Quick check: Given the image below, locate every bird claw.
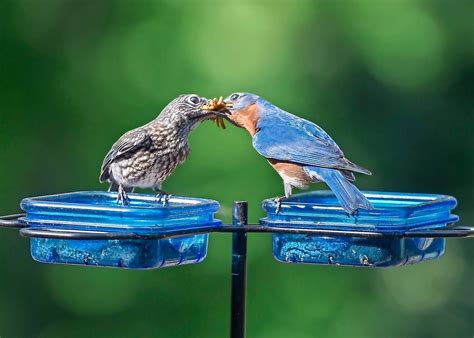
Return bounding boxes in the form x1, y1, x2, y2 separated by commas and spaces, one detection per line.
164, 194, 172, 206
156, 192, 172, 207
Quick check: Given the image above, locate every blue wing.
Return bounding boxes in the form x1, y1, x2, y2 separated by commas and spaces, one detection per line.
252, 104, 371, 175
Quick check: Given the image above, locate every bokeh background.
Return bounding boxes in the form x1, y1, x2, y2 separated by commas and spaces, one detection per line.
1, 1, 473, 337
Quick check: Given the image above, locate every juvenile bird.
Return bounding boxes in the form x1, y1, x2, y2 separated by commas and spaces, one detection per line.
218, 92, 373, 214
99, 94, 226, 204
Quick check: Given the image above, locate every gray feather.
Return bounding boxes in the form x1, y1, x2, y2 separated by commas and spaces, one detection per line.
99, 127, 152, 182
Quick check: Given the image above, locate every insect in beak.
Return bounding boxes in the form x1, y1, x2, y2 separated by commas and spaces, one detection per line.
211, 116, 227, 129
202, 96, 233, 111
202, 96, 233, 129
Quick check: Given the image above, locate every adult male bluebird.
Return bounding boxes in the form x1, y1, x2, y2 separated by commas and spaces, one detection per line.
100, 94, 226, 205
218, 92, 373, 214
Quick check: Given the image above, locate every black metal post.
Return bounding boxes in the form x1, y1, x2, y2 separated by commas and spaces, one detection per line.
230, 201, 248, 338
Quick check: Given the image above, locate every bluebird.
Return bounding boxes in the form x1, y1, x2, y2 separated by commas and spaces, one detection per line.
220, 92, 373, 214
99, 94, 226, 205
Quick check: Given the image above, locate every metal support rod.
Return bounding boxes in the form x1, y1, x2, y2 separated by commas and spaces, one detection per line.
17, 223, 474, 240
0, 214, 26, 228
230, 201, 248, 338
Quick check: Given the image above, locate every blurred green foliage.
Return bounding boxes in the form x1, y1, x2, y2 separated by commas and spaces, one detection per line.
1, 0, 473, 337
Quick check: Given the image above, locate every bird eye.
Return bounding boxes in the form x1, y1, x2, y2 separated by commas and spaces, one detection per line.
188, 95, 200, 105
230, 93, 240, 101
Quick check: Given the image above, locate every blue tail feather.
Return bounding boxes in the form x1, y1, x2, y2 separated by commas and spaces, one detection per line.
304, 166, 373, 214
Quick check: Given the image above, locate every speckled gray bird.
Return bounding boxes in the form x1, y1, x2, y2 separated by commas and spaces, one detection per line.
99, 94, 225, 204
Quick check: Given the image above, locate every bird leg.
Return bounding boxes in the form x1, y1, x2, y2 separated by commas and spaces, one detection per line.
117, 184, 130, 206
275, 182, 293, 214
274, 196, 286, 214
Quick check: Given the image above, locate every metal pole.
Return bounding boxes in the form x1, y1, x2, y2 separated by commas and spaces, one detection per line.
230, 201, 248, 338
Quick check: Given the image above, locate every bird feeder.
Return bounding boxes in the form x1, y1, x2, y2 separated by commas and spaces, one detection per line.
261, 191, 458, 267
19, 191, 221, 269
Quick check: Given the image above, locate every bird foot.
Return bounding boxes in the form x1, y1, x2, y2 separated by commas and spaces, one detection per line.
274, 196, 286, 214
348, 208, 360, 218
156, 192, 172, 207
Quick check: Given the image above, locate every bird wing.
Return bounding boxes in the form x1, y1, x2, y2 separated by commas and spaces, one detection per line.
252, 111, 371, 175
99, 126, 153, 182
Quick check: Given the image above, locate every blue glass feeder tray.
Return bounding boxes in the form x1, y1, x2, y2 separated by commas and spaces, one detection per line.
20, 191, 222, 269
261, 191, 458, 267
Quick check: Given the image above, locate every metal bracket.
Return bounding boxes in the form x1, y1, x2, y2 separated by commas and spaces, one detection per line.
12, 223, 474, 240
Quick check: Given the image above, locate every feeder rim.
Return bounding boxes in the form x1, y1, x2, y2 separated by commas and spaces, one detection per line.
262, 190, 457, 215
20, 191, 221, 216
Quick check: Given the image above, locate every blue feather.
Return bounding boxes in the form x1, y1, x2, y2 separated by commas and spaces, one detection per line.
253, 99, 371, 175
304, 166, 373, 214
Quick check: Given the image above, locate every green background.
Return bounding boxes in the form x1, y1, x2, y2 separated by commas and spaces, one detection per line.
1, 1, 473, 337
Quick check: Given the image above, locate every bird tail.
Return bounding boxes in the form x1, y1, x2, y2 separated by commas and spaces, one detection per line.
304, 166, 373, 214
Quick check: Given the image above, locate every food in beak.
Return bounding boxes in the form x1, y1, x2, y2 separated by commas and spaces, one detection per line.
202, 96, 233, 129
212, 116, 226, 129
202, 96, 233, 111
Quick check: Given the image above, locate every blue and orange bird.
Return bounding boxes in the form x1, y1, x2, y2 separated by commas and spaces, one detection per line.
217, 92, 373, 214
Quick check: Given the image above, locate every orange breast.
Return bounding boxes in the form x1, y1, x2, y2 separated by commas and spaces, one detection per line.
267, 159, 312, 188
228, 103, 261, 136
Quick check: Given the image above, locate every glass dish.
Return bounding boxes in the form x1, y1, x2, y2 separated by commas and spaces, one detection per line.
20, 191, 221, 269
261, 191, 458, 267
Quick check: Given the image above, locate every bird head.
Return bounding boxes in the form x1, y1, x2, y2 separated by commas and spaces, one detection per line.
224, 92, 260, 112
206, 92, 262, 135
159, 94, 228, 130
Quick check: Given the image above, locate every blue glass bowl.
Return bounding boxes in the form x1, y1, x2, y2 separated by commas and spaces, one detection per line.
20, 191, 222, 269
261, 191, 458, 267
